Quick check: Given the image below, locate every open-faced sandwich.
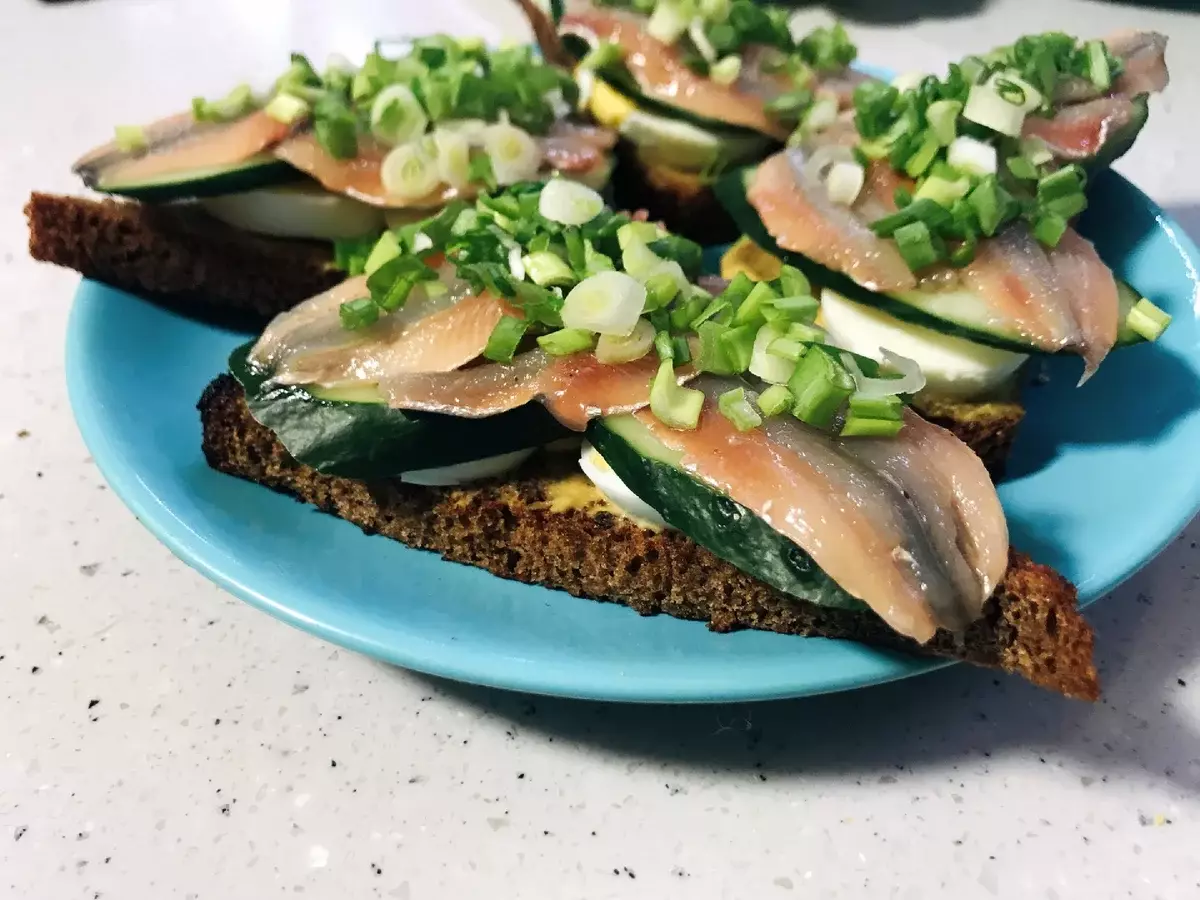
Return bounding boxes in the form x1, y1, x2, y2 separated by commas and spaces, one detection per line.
712, 29, 1172, 475
27, 31, 614, 321
519, 0, 862, 242
199, 178, 1099, 699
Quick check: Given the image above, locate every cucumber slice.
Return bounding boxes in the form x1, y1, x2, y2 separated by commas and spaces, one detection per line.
229, 343, 570, 479
84, 152, 298, 203
587, 414, 865, 611
714, 166, 1153, 353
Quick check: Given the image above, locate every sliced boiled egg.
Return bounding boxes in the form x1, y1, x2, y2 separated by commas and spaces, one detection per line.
400, 448, 535, 487
819, 289, 1027, 399
578, 442, 671, 529
201, 181, 386, 240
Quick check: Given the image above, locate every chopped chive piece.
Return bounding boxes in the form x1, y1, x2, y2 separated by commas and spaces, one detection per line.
523, 251, 576, 287
339, 297, 380, 330
967, 176, 1008, 237
718, 388, 763, 432
1005, 155, 1039, 180
767, 337, 806, 362
114, 125, 148, 153
1085, 40, 1112, 91
1043, 193, 1087, 219
363, 231, 401, 277
788, 348, 855, 430
948, 240, 977, 267
848, 394, 904, 420
643, 271, 681, 311
468, 154, 497, 191
903, 132, 940, 178
893, 220, 942, 271
690, 298, 732, 330
925, 99, 961, 146
578, 40, 624, 72
914, 174, 970, 208
775, 265, 811, 298
366, 255, 438, 313
733, 281, 779, 327
1037, 165, 1086, 202
869, 199, 950, 238
670, 293, 708, 332
769, 294, 820, 322
483, 315, 529, 363
695, 321, 735, 374
654, 329, 674, 362
756, 384, 794, 417
617, 221, 661, 251
537, 327, 595, 356
649, 360, 704, 430
786, 321, 826, 343
717, 324, 757, 374
671, 334, 692, 364
264, 93, 310, 125
840, 415, 904, 438
893, 186, 913, 209
1125, 297, 1172, 342
1032, 211, 1068, 248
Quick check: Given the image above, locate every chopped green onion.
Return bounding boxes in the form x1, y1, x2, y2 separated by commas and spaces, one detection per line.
537, 327, 596, 356
483, 121, 541, 185
893, 220, 942, 271
788, 348, 855, 430
786, 321, 826, 343
1124, 297, 1172, 342
380, 142, 440, 201
947, 135, 998, 176
339, 296, 379, 330
949, 240, 977, 267
767, 337, 805, 362
765, 90, 814, 124
798, 96, 839, 137
113, 125, 147, 153
756, 384, 793, 418
710, 55, 742, 86
869, 199, 951, 238
654, 329, 675, 362
690, 298, 732, 330
893, 186, 914, 209
671, 335, 692, 364
1021, 136, 1054, 167
561, 271, 646, 335
646, 0, 691, 44
192, 84, 255, 123
670, 293, 708, 332
839, 415, 904, 438
363, 231, 402, 277
617, 221, 662, 251
962, 82, 1027, 137
847, 394, 904, 420
522, 251, 576, 287
925, 99, 961, 146
733, 281, 779, 327
367, 255, 437, 312
903, 133, 940, 178
967, 176, 1010, 237
1043, 193, 1087, 219
749, 323, 794, 384
577, 41, 624, 72
643, 271, 680, 311
770, 294, 820, 322
649, 360, 704, 431
694, 321, 735, 374
1037, 165, 1086, 201
718, 387, 763, 432
914, 173, 970, 208
538, 179, 605, 226
1084, 40, 1112, 91
826, 160, 866, 205
775, 265, 810, 298
483, 315, 529, 363
1005, 155, 1040, 181
1032, 211, 1068, 248
312, 97, 358, 159
718, 324, 758, 374
583, 240, 615, 276
596, 318, 655, 364
263, 93, 310, 125
468, 154, 497, 191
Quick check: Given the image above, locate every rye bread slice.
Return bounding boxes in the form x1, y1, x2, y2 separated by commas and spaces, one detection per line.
25, 192, 341, 322
198, 374, 1099, 699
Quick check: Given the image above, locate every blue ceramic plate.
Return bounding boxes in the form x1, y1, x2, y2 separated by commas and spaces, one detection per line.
65, 169, 1200, 702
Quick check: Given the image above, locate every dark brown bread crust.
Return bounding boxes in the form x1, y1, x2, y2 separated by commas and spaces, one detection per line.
913, 394, 1026, 481
610, 147, 741, 245
25, 192, 341, 321
198, 374, 1099, 699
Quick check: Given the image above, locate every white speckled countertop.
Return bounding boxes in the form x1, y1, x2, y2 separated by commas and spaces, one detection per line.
2, 1, 1198, 897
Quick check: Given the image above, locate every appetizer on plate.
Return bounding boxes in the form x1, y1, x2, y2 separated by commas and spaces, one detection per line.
199, 179, 1098, 699
713, 29, 1172, 475
523, 0, 862, 241
27, 33, 614, 320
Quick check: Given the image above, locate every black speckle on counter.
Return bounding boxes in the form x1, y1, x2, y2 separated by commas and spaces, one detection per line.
1179, 678, 1188, 687
79, 563, 100, 577
517, 773, 525, 780
330, 760, 337, 768
87, 699, 100, 710
31, 666, 40, 675
371, 863, 383, 876
219, 804, 231, 816
214, 719, 221, 726
14, 826, 28, 841
16, 429, 29, 438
